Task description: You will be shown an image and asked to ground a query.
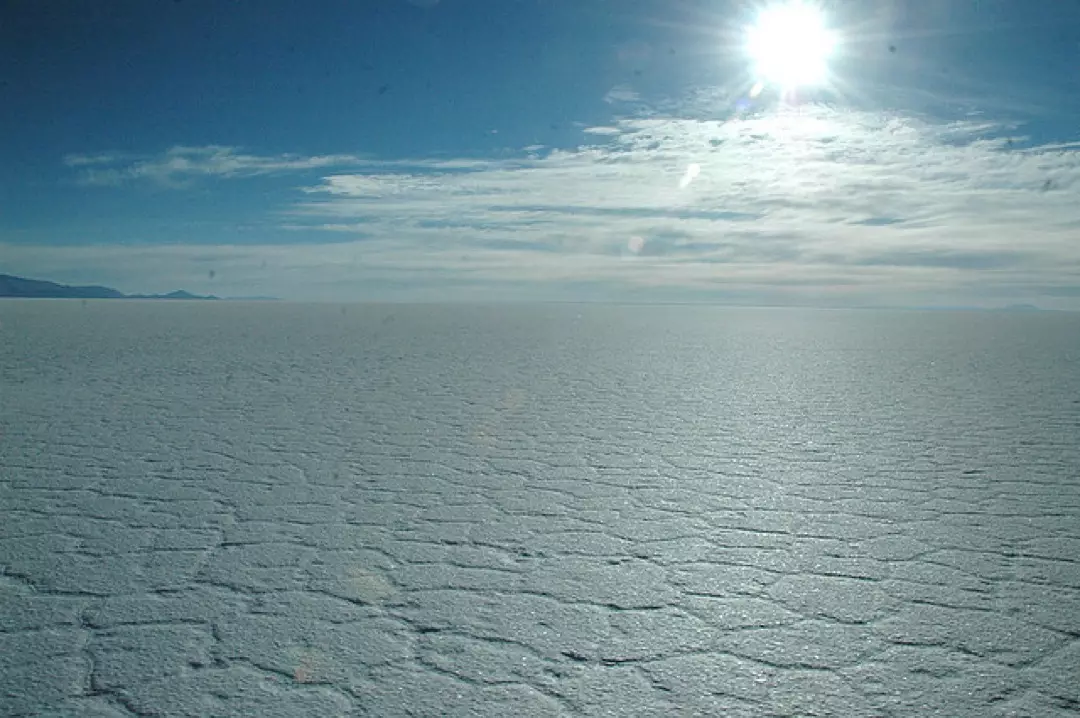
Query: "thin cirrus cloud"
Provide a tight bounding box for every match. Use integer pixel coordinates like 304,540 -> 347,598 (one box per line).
582,126 -> 624,136
603,84 -> 643,105
65,146 -> 365,187
282,102 -> 1080,305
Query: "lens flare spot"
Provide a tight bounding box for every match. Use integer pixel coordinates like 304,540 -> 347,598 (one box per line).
679,163 -> 702,188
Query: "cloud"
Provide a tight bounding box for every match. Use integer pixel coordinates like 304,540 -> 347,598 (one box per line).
66,146 -> 365,187
63,153 -> 130,167
279,102 -> 1080,306
583,126 -> 623,136
32,98 -> 1080,306
603,84 -> 642,104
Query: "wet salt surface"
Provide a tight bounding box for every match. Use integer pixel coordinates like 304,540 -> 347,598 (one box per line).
1,301 -> 1078,716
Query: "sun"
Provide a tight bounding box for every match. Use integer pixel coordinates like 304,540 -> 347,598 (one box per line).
746,1 -> 837,89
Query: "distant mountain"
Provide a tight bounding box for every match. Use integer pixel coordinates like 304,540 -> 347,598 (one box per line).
0,273 -> 217,300
127,289 -> 220,300
0,274 -> 125,299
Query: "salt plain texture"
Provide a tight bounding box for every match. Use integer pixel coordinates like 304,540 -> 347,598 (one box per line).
1,300 -> 1079,717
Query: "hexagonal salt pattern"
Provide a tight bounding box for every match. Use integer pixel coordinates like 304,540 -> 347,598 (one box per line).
2,302 -> 1079,716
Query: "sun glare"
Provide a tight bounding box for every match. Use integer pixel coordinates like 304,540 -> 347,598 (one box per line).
746,2 -> 837,89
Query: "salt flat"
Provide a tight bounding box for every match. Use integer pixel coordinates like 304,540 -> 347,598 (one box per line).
1,301 -> 1079,716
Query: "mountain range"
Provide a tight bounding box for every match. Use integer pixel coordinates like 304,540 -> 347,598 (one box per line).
0,273 -> 221,300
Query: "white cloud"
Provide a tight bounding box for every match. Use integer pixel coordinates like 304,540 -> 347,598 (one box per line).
66,146 -> 365,187
63,152 -> 130,167
603,84 -> 642,104
583,126 -> 623,136
282,103 -> 1080,306
30,100 -> 1080,306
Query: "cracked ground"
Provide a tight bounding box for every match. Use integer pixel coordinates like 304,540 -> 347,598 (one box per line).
2,301 -> 1079,716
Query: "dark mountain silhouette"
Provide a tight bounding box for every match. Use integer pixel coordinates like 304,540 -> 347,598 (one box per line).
126,289 -> 219,300
0,273 -> 218,300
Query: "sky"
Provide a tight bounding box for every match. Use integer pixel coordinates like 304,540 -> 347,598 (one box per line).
2,0 -> 1080,306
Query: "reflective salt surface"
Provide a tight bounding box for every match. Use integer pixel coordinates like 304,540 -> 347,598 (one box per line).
2,301 -> 1078,716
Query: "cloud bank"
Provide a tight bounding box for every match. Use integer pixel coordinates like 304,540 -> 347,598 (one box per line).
19,101 -> 1080,306
283,104 -> 1080,305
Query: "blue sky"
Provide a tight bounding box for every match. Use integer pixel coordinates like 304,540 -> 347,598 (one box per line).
3,0 -> 1079,305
